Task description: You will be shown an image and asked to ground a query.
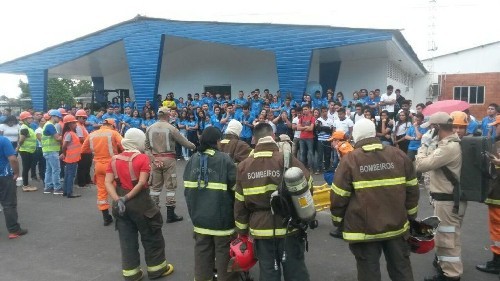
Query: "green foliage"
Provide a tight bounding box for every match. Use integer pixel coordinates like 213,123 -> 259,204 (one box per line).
70,79 -> 93,97
47,78 -> 74,109
18,80 -> 31,99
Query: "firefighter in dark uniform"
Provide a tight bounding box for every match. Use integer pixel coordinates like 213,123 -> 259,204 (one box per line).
219,119 -> 252,164
416,112 -> 464,281
184,126 -> 240,281
234,122 -> 313,281
331,118 -> 419,281
105,128 -> 174,281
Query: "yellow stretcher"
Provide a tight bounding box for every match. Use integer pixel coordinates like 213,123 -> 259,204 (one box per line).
313,183 -> 331,211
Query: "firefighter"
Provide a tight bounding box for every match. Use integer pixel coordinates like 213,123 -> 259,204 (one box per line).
82,118 -> 124,226
105,128 -> 174,281
17,111 -> 37,192
330,118 -> 419,281
145,107 -> 195,223
75,109 -> 93,187
477,114 -> 500,275
184,126 -> 239,281
219,119 -> 252,164
42,109 -> 63,195
234,122 -> 312,280
416,112 -> 464,281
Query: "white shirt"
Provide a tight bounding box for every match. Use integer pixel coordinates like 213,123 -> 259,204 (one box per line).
381,93 -> 396,113
0,124 -> 19,142
316,117 -> 334,141
395,121 -> 411,136
35,127 -> 43,147
292,117 -> 301,138
333,118 -> 354,135
327,110 -> 338,123
354,113 -> 365,123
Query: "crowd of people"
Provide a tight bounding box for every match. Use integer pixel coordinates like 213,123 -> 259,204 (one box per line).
2,85 -> 500,281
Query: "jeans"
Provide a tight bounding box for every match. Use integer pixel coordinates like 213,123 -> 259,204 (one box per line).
316,140 -> 332,171
19,151 -> 33,186
299,139 -> 314,169
180,131 -> 189,158
331,149 -> 340,171
44,152 -> 61,191
31,147 -> 45,180
64,162 -> 78,196
0,176 -> 21,233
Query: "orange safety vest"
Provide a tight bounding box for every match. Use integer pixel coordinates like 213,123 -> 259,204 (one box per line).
64,131 -> 82,163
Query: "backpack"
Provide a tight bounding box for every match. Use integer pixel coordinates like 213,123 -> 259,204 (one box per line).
441,136 -> 496,211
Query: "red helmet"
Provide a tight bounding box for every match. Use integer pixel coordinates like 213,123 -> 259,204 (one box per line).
19,111 -> 33,121
408,235 -> 435,254
58,108 -> 68,116
75,109 -> 87,118
229,236 -> 257,271
63,115 -> 78,124
408,216 -> 440,254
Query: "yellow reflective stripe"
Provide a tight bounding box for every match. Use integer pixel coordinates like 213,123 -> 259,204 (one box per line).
353,177 -> 406,190
235,221 -> 248,230
406,178 -> 418,186
331,215 -> 343,222
331,184 -> 351,197
362,144 -> 383,151
220,139 -> 230,144
194,226 -> 235,236
343,221 -> 409,241
242,184 -> 277,195
250,228 -> 296,237
235,191 -> 244,202
123,267 -> 141,277
407,206 -> 418,215
147,260 -> 167,272
184,181 -> 227,190
496,165 -> 500,170
204,149 -> 215,156
485,198 -> 500,205
253,151 -> 273,158
307,175 -> 313,189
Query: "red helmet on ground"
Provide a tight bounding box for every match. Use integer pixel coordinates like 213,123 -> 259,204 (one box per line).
63,115 -> 77,124
19,111 -> 33,121
229,235 -> 257,271
408,235 -> 435,254
58,108 -> 68,116
75,109 -> 88,118
408,216 -> 441,254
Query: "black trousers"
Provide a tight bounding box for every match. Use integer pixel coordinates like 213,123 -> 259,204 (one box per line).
76,153 -> 93,186
349,236 -> 414,281
0,176 -> 21,233
31,147 -> 45,180
254,235 -> 310,281
193,233 -> 239,281
19,151 -> 33,186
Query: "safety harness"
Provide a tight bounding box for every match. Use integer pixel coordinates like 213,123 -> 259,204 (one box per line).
110,152 -> 141,186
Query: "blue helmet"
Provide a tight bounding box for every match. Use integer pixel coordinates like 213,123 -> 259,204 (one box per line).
48,109 -> 62,118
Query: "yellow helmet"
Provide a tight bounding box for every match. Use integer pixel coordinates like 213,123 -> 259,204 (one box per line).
450,111 -> 468,127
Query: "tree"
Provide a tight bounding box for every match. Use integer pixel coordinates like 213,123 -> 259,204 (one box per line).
18,79 -> 31,99
70,79 -> 93,97
47,78 -> 74,109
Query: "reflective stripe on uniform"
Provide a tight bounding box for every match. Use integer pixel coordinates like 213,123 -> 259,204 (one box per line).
193,226 -> 235,236
353,177 -> 406,190
406,178 -> 418,186
147,260 -> 167,272
331,184 -> 351,197
235,221 -> 248,230
331,215 -> 343,222
149,191 -> 161,196
242,184 -> 277,195
437,226 -> 456,233
97,200 -> 108,205
184,181 -> 227,190
437,256 -> 461,262
89,132 -> 114,156
250,227 -> 296,237
123,267 -> 141,277
485,198 -> 500,206
235,191 -> 244,202
493,240 -> 500,247
204,149 -> 215,156
407,206 -> 418,215
253,151 -> 273,158
343,221 -> 409,241
220,139 -> 230,144
362,144 -> 383,151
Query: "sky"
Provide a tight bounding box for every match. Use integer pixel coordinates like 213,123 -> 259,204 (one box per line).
0,0 -> 498,98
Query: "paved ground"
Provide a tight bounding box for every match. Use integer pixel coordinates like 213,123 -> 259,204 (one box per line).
0,160 -> 498,281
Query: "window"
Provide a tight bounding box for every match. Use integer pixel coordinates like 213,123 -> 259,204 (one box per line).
453,86 -> 485,104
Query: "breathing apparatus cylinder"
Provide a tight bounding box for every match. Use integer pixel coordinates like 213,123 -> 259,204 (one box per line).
283,167 -> 316,222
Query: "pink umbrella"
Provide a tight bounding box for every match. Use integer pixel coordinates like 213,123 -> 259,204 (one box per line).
422,100 -> 470,116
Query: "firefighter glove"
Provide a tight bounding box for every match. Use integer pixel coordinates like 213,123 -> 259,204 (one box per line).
117,196 -> 127,216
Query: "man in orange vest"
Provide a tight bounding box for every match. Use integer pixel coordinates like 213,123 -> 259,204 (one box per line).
82,118 -> 124,226
75,109 -> 93,187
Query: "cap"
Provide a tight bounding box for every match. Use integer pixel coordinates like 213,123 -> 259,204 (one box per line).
158,107 -> 170,114
103,118 -> 116,127
421,112 -> 452,128
489,115 -> 500,127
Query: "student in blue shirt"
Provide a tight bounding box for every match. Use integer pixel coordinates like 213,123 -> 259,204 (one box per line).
482,103 -> 498,139
312,91 -> 326,110
465,110 -> 479,136
176,97 -> 186,111
210,106 -> 224,131
142,110 -> 156,129
238,105 -> 254,146
250,94 -> 263,116
123,97 -> 136,110
233,91 -> 247,117
128,110 -> 143,129
364,91 -> 380,116
270,95 -> 282,117
404,113 -> 427,161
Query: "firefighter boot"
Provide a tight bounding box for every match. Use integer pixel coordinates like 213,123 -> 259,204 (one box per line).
102,209 -> 113,226
476,253 -> 500,274
166,206 -> 183,223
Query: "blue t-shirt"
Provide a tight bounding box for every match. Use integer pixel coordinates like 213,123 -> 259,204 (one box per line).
129,117 -> 143,129
270,102 -> 282,117
406,125 -> 428,151
312,98 -> 326,110
239,114 -> 255,139
124,102 -> 136,110
210,115 -> 223,131
43,123 -> 57,136
143,119 -> 156,127
30,122 -> 39,131
482,116 -> 496,138
250,99 -> 263,115
467,119 -> 479,135
0,136 -> 15,176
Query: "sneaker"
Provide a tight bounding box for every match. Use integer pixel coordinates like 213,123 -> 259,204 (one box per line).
67,194 -> 82,198
8,229 -> 28,239
53,190 -> 64,195
22,185 -> 32,192
43,189 -> 54,194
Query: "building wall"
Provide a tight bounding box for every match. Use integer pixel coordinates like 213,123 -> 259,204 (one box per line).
335,58 -> 387,99
438,72 -> 500,118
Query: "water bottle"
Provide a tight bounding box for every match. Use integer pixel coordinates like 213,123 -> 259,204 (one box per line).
16,177 -> 23,187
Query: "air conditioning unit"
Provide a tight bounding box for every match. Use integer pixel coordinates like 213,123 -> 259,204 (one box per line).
429,83 -> 440,97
